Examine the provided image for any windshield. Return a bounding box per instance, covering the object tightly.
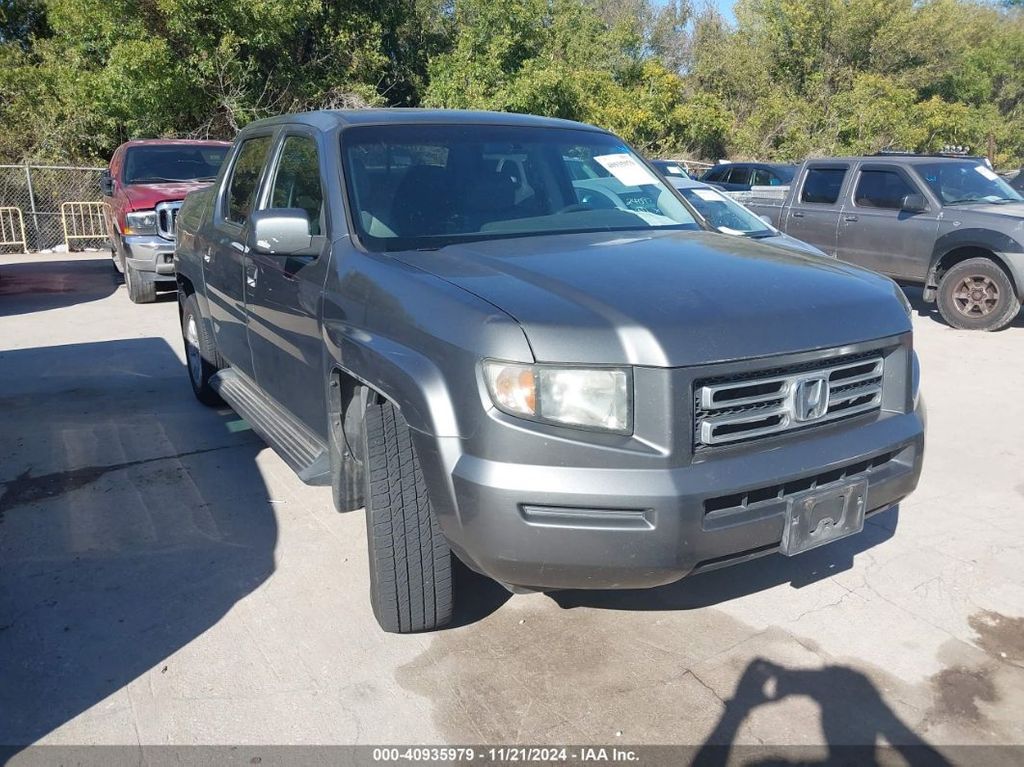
[914,161,1024,205]
[341,125,699,251]
[122,146,228,184]
[672,182,775,237]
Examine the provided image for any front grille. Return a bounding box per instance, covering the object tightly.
[703,451,896,516]
[694,352,884,449]
[156,200,182,240]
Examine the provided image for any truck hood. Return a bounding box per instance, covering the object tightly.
[946,201,1024,220]
[392,230,911,367]
[124,180,212,210]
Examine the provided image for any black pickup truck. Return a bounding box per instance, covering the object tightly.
[175,110,924,633]
[744,155,1024,331]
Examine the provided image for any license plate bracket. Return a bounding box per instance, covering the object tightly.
[781,478,867,556]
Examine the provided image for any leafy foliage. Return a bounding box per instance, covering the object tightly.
[0,0,1022,166]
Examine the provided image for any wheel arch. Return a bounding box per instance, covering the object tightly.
[925,239,1023,302]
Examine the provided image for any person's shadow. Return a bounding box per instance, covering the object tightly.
[693,658,951,767]
[0,337,276,749]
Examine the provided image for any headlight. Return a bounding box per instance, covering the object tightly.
[124,210,158,235]
[482,361,631,433]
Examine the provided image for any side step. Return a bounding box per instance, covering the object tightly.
[211,368,331,485]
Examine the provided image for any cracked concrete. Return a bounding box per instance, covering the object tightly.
[1,252,1023,753]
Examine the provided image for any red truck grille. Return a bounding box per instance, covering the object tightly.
[156,200,183,240]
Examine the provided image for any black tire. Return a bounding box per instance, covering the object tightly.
[936,258,1021,331]
[111,234,125,275]
[180,294,224,407]
[125,262,156,304]
[363,399,454,633]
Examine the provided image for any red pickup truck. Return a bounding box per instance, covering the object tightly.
[101,139,230,303]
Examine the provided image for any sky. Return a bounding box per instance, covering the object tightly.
[708,0,737,24]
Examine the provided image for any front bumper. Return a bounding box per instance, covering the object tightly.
[123,234,176,280]
[418,399,924,592]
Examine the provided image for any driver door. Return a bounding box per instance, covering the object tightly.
[246,130,332,437]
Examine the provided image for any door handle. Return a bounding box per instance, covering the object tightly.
[844,215,858,222]
[203,247,212,263]
[791,211,805,218]
[246,265,257,289]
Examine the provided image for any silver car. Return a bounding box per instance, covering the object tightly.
[668,176,830,258]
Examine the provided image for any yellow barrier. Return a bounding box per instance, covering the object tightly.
[61,201,108,250]
[0,206,27,252]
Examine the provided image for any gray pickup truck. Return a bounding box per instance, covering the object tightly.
[175,110,924,633]
[744,155,1024,331]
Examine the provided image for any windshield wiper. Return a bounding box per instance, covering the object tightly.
[132,176,188,183]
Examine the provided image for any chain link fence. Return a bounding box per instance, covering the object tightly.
[0,164,109,253]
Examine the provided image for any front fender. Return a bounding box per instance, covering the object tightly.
[928,227,1024,298]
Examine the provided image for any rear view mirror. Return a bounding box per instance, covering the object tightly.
[250,209,313,255]
[99,170,114,197]
[901,193,927,213]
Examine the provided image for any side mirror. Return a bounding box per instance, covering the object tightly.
[901,193,927,213]
[758,214,773,226]
[250,209,313,255]
[99,170,114,197]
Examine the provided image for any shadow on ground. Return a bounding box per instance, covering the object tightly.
[0,337,274,747]
[693,657,952,766]
[0,257,121,316]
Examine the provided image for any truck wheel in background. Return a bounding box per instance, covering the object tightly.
[180,294,224,406]
[111,239,124,275]
[125,261,156,304]
[937,258,1020,331]
[362,399,454,633]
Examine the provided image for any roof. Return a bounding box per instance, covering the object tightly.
[803,155,984,165]
[708,161,797,170]
[118,139,231,148]
[242,108,606,133]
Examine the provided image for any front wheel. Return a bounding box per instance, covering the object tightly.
[936,258,1020,331]
[363,399,454,633]
[125,261,156,304]
[180,294,224,406]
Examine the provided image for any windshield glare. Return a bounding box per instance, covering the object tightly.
[123,146,228,184]
[674,183,774,237]
[915,161,1024,205]
[341,125,699,251]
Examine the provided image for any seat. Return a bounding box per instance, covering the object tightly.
[390,165,454,237]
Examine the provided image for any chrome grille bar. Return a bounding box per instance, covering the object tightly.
[695,354,884,448]
[155,200,182,241]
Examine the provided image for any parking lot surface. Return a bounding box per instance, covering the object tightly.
[1,251,1023,755]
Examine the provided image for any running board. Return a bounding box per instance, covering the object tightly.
[211,368,330,485]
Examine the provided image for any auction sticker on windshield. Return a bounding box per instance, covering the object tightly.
[693,188,724,201]
[975,165,999,181]
[594,153,658,186]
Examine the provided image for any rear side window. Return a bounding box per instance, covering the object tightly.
[224,136,272,225]
[704,166,727,182]
[726,167,752,185]
[801,168,847,204]
[269,135,324,235]
[854,170,916,209]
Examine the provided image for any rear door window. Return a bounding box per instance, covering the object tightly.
[800,168,847,205]
[223,136,272,225]
[854,169,916,209]
[726,167,752,186]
